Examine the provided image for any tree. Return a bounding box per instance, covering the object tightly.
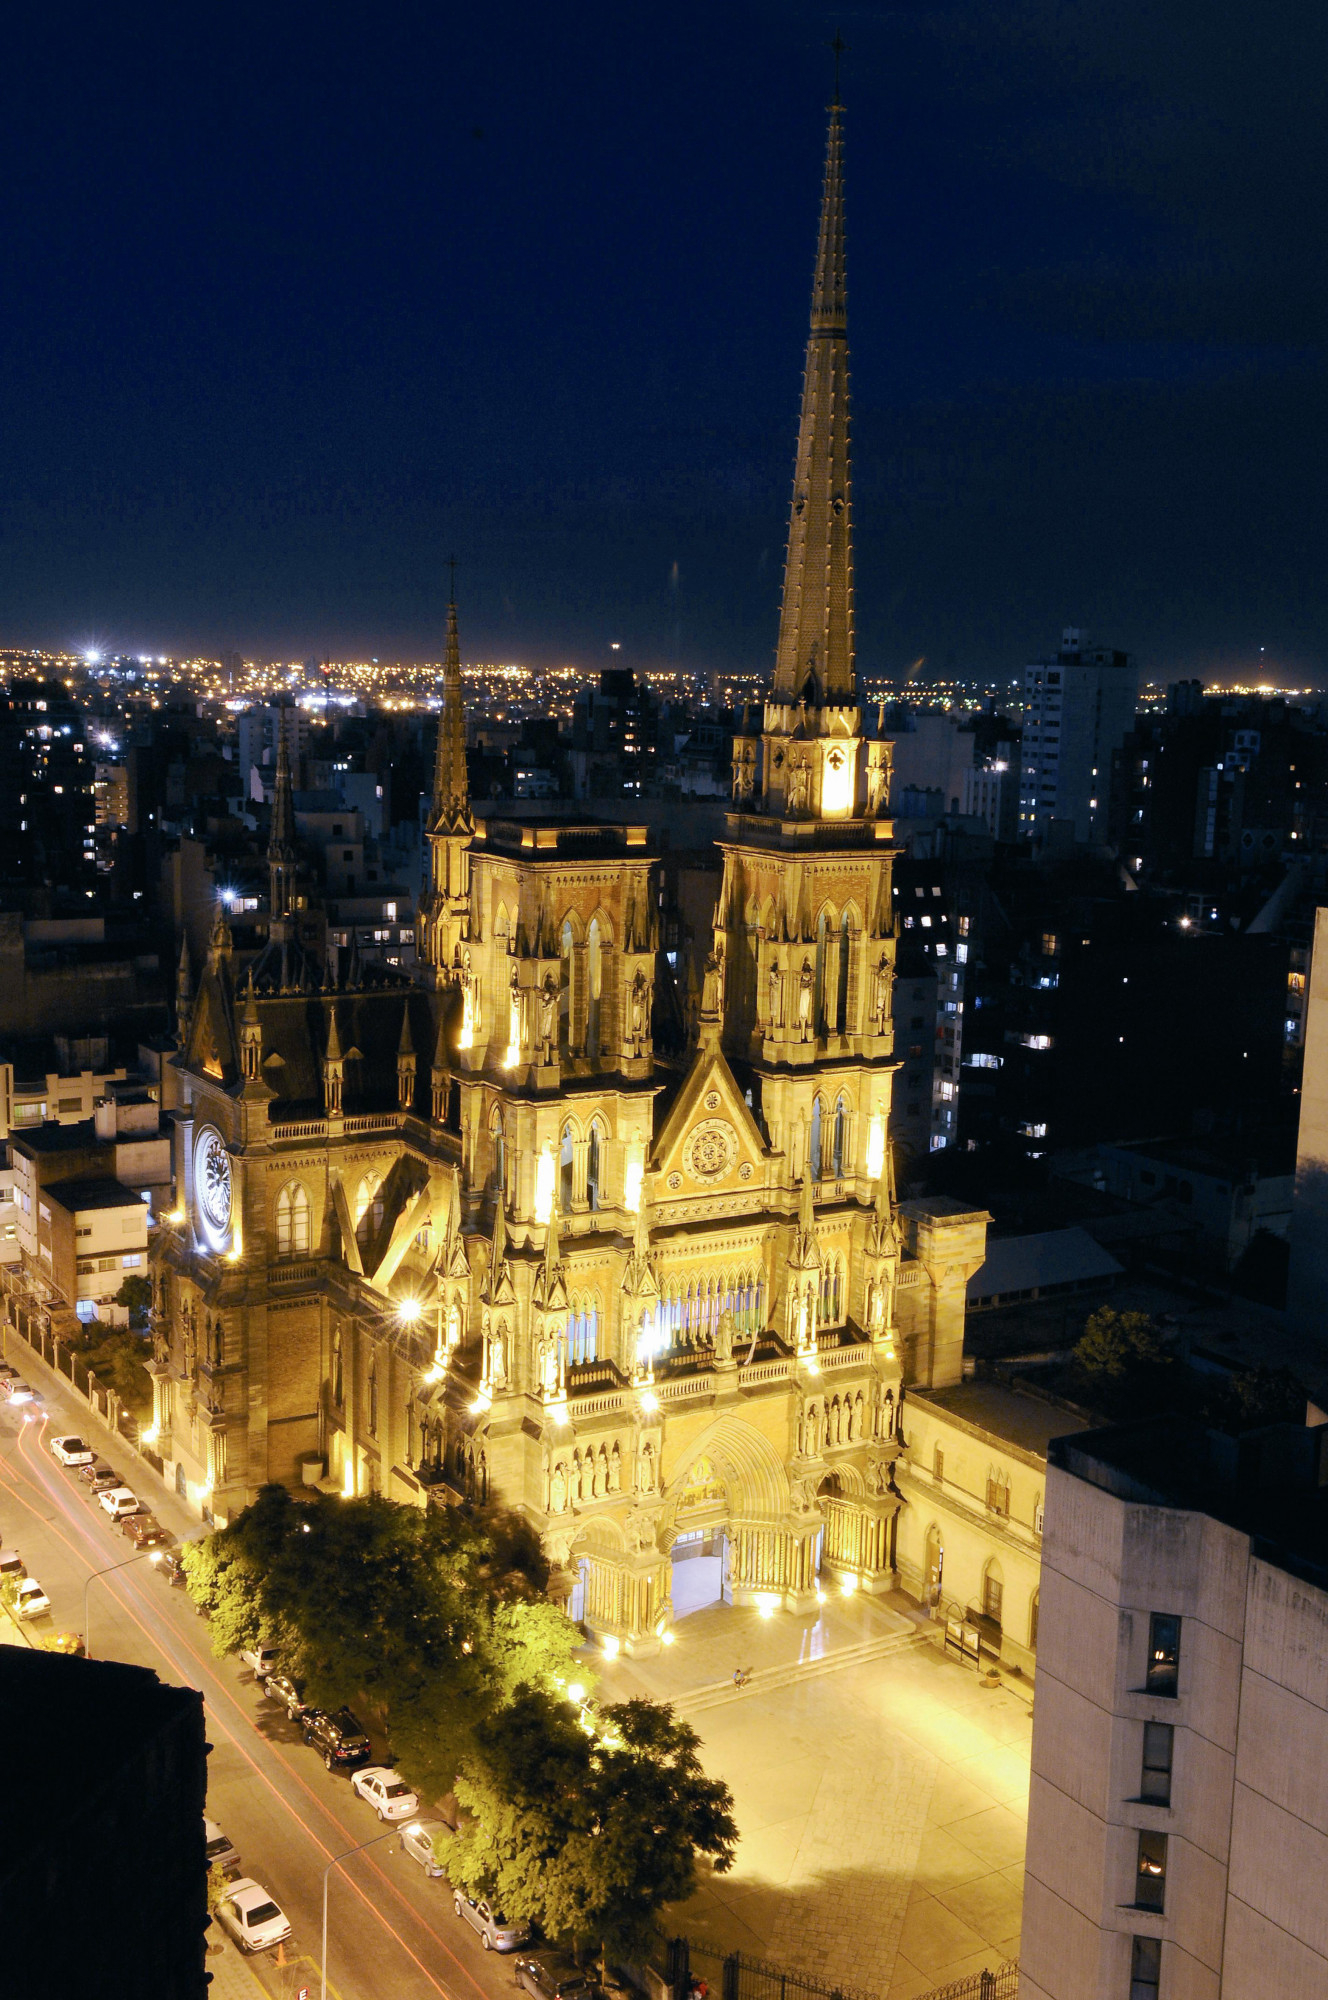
[1202,1363,1305,1435]
[1074,1308,1169,1385]
[450,1689,737,1959]
[113,1274,152,1330]
[181,1485,590,1798]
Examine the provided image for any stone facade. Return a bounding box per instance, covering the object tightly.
[148,102,990,1655]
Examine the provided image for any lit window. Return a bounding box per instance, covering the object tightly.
[1135,1831,1167,1912]
[1146,1613,1181,1696]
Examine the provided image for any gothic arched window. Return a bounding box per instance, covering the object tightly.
[559,1123,574,1213]
[276,1180,311,1259]
[809,1096,824,1181]
[587,1120,604,1211]
[832,1094,848,1178]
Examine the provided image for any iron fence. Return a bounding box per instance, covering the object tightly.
[663,1938,1017,2000]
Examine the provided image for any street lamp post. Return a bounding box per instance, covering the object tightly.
[321,1826,400,2000]
[83,1550,163,1657]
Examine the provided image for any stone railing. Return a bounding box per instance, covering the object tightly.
[269,1119,327,1141]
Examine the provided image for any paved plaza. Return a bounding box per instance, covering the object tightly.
[595,1591,1030,1998]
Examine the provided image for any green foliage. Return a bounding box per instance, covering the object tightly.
[1074,1308,1169,1385]
[450,1689,737,1956]
[184,1486,733,1946]
[113,1274,153,1329]
[68,1320,153,1420]
[1201,1364,1306,1436]
[182,1485,588,1792]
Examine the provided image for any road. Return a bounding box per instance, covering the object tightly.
[0,1355,527,2000]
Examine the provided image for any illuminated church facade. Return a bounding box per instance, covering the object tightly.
[151,101,989,1653]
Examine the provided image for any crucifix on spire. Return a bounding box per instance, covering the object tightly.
[830,30,846,105]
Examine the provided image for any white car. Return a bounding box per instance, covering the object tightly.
[205,1817,241,1873]
[215,1877,292,1954]
[239,1644,279,1678]
[1,1380,36,1405]
[351,1765,420,1821]
[400,1818,451,1876]
[50,1435,95,1467]
[453,1891,529,1952]
[97,1487,141,1521]
[13,1576,50,1619]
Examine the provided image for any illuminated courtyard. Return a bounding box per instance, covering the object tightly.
[596,1593,1029,1998]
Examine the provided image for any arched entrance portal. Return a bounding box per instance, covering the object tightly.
[669,1455,730,1617]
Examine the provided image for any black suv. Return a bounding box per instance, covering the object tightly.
[301,1707,371,1769]
[515,1960,597,2000]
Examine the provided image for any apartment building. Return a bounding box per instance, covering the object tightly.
[1021,1415,1328,1999]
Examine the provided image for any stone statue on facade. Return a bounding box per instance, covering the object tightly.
[629,968,648,1046]
[767,961,784,1029]
[797,959,814,1038]
[871,953,892,1034]
[715,1308,735,1365]
[538,975,557,1060]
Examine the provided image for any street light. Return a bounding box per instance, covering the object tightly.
[83,1550,163,1658]
[321,1826,400,2000]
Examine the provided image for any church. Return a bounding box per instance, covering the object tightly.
[150,99,990,1656]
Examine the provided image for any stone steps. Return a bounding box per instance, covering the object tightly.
[678,1627,930,1712]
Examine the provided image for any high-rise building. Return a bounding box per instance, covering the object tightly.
[145,101,988,1655]
[1019,628,1139,845]
[1021,1415,1328,2000]
[0,1648,208,1997]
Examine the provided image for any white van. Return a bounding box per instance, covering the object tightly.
[97,1487,141,1521]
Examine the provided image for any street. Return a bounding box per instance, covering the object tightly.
[0,1357,527,2000]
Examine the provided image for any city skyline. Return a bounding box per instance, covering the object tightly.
[4,2,1327,677]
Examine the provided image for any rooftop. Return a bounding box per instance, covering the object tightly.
[911,1378,1091,1461]
[1050,1417,1328,1592]
[43,1176,147,1216]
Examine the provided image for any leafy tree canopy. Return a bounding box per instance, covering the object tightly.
[450,1689,738,1957]
[1201,1363,1306,1436]
[1074,1308,1169,1386]
[182,1485,590,1796]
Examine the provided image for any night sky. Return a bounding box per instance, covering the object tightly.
[3,1,1327,681]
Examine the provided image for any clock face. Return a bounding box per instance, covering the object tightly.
[194,1126,233,1249]
[683,1118,739,1183]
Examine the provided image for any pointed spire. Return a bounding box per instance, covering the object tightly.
[543,1208,561,1279]
[208,894,232,965]
[771,102,854,704]
[325,1003,343,1063]
[397,1004,414,1057]
[430,588,472,833]
[269,731,296,860]
[491,1189,507,1273]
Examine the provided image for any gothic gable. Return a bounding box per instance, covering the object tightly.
[650,1047,768,1196]
[186,971,238,1087]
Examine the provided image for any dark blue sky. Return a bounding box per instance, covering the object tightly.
[3,1,1326,680]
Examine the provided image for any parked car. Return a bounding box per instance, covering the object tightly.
[204,1818,240,1873]
[239,1645,279,1678]
[157,1550,189,1588]
[400,1819,451,1877]
[350,1765,420,1821]
[121,1513,172,1550]
[264,1673,309,1719]
[214,1878,292,1954]
[301,1707,372,1769]
[49,1435,94,1467]
[515,1958,597,2000]
[0,1379,36,1405]
[0,1361,16,1378]
[0,1551,25,1584]
[12,1576,50,1619]
[86,1467,121,1494]
[97,1487,141,1521]
[453,1891,529,1952]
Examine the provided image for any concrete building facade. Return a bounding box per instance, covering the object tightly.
[1019,629,1139,846]
[1021,1417,1328,2000]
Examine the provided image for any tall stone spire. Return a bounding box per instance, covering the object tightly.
[430,593,473,835]
[771,102,854,705]
[420,578,475,984]
[268,729,297,928]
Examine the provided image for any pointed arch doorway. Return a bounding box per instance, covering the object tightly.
[669,1454,731,1617]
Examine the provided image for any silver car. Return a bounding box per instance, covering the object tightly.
[400,1818,451,1877]
[453,1891,528,1952]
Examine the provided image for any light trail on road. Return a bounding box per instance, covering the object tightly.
[0,1402,500,2000]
